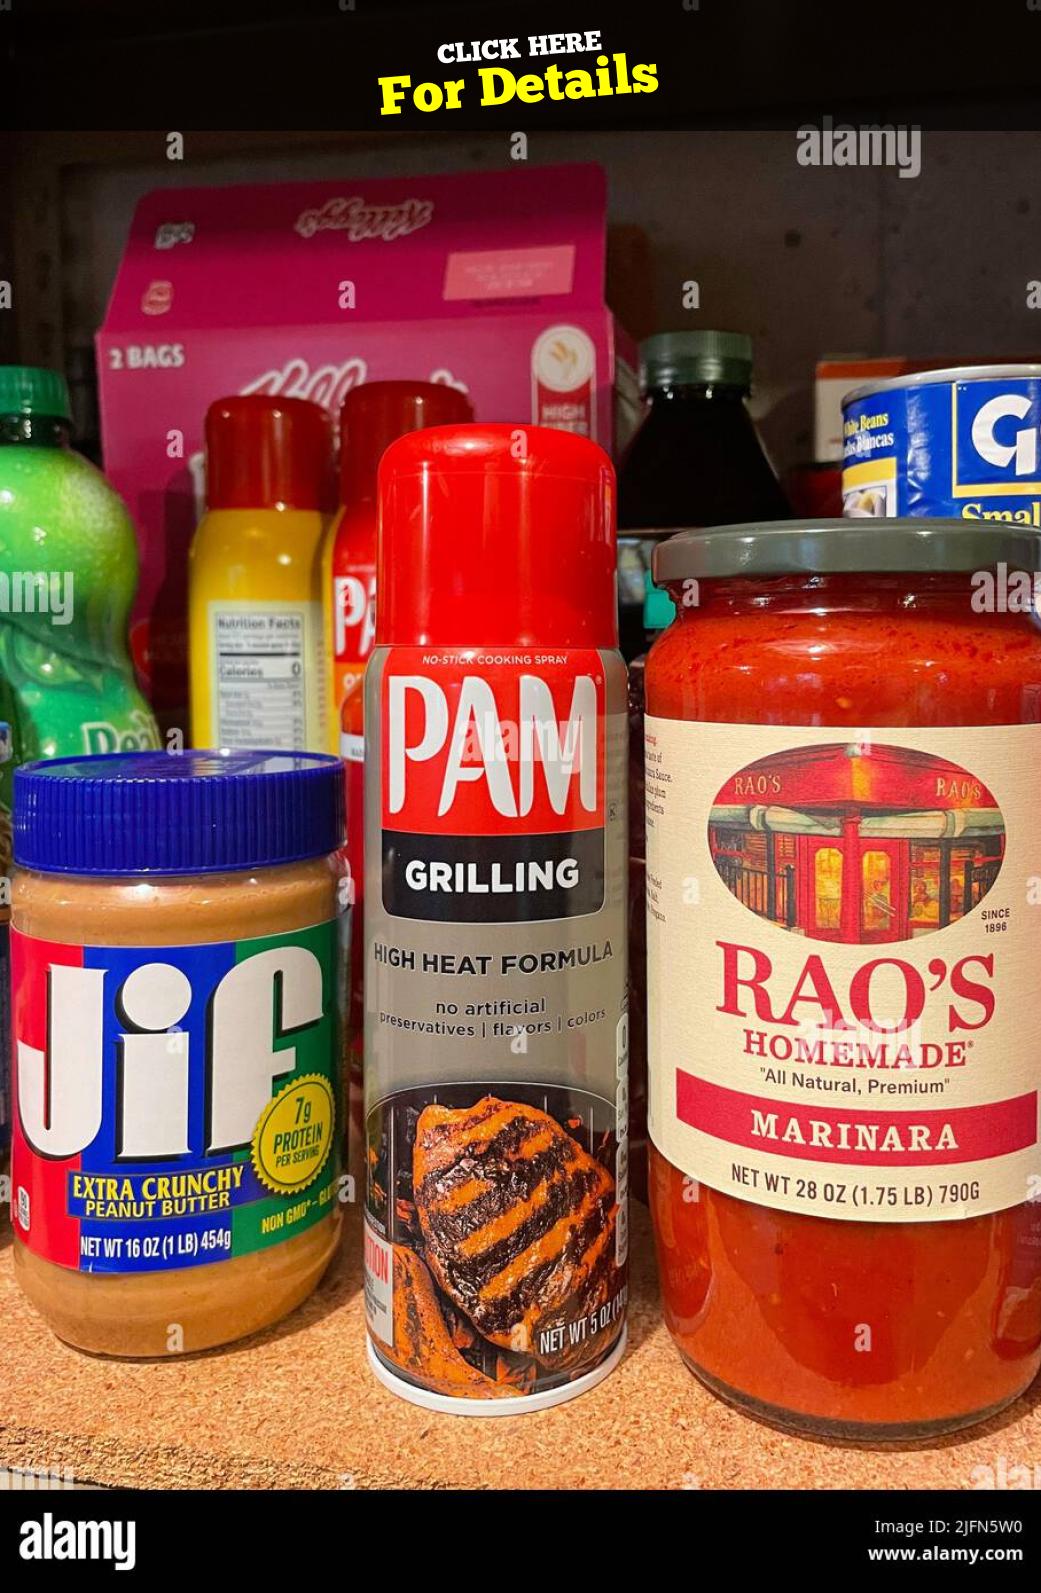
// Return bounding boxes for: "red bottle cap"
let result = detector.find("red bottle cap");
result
[378,424,617,649]
[339,380,473,505]
[205,394,331,510]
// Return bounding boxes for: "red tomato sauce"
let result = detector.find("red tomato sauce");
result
[647,564,1041,1436]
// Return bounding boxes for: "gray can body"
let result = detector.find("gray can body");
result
[362,642,629,1413]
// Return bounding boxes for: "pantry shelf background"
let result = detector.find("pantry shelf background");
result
[5,128,1039,476]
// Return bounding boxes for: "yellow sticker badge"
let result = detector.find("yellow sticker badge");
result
[251,1074,335,1196]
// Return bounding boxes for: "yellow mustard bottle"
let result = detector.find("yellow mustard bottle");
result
[190,394,330,751]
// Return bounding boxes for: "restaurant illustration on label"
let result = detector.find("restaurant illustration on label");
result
[708,741,1005,945]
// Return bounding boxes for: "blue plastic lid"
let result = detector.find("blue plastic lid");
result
[14,750,346,877]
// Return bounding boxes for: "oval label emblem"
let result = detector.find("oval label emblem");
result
[709,741,1005,944]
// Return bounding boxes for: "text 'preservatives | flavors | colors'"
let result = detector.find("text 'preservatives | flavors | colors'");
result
[363,424,629,1413]
[645,519,1041,1439]
[9,750,348,1358]
[842,363,1041,523]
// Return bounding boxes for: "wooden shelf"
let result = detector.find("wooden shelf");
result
[1,1204,1038,1490]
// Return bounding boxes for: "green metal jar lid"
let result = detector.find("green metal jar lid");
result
[653,518,1041,583]
[0,365,71,421]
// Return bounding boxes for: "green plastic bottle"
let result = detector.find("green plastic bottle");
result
[0,366,160,855]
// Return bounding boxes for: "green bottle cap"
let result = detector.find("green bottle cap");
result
[643,570,677,631]
[640,330,753,392]
[0,365,71,421]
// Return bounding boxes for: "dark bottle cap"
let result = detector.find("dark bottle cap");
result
[641,330,753,392]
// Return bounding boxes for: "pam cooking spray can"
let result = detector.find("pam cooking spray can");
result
[363,424,629,1414]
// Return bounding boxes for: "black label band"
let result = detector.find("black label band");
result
[381,829,605,922]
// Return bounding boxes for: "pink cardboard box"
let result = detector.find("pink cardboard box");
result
[97,162,638,723]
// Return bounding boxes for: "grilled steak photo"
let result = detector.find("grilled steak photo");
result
[388,1242,519,1400]
[413,1096,621,1372]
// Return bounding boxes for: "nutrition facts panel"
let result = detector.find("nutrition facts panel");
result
[210,603,319,750]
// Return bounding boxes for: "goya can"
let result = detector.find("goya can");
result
[842,364,1041,523]
[363,425,629,1414]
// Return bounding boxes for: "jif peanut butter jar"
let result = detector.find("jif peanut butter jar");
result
[10,749,347,1358]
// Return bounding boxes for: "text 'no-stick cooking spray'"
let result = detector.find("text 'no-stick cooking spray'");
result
[363,424,629,1414]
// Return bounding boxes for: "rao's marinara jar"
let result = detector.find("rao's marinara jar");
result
[645,519,1041,1438]
[10,750,347,1358]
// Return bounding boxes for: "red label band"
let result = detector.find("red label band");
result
[676,1071,1037,1167]
[381,651,605,837]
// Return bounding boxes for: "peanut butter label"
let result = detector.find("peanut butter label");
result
[645,719,1041,1223]
[10,921,341,1272]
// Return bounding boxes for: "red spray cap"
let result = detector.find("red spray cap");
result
[339,380,473,505]
[205,394,331,510]
[377,424,617,649]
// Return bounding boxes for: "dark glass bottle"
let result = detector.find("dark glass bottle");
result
[619,331,789,1199]
[618,329,790,537]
